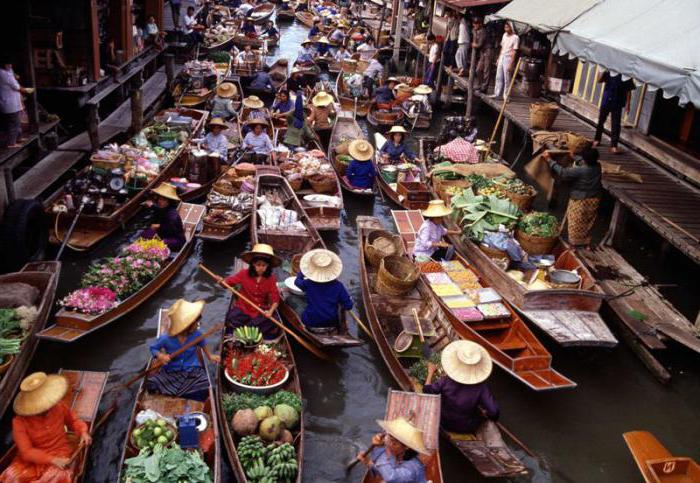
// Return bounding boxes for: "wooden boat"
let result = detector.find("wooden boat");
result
[0,261,60,419]
[37,203,205,343]
[46,108,208,250]
[237,106,276,146]
[327,111,375,196]
[269,58,289,91]
[202,28,237,53]
[117,310,221,482]
[275,2,297,20]
[231,50,265,79]
[391,210,575,391]
[249,3,276,23]
[357,215,528,478]
[198,168,255,243]
[173,63,224,108]
[295,10,317,28]
[373,133,431,210]
[0,369,108,482]
[401,103,432,130]
[623,430,699,483]
[367,104,404,129]
[232,29,280,49]
[335,73,372,118]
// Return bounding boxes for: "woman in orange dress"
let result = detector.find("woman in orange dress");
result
[0,372,91,483]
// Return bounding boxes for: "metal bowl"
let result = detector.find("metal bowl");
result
[549,269,581,286]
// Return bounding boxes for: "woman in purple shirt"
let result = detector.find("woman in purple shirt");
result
[141,183,186,252]
[424,340,499,433]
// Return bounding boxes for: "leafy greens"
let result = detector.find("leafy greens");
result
[122,444,212,483]
[450,189,521,241]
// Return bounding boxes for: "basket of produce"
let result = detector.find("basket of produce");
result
[379,165,398,183]
[494,177,537,211]
[565,132,592,154]
[365,230,405,268]
[223,346,290,394]
[279,161,297,174]
[376,255,420,296]
[307,174,335,194]
[129,418,177,451]
[203,209,244,229]
[516,212,559,255]
[335,139,350,155]
[286,173,303,191]
[334,154,352,176]
[90,151,124,171]
[479,243,508,260]
[235,162,258,177]
[213,180,239,197]
[529,102,560,130]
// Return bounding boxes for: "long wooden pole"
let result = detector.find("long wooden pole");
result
[487,57,522,155]
[347,310,373,340]
[199,264,332,361]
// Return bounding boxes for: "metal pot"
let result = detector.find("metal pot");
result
[549,269,581,288]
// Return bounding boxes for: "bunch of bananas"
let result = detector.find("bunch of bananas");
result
[239,436,298,482]
[239,435,267,469]
[234,326,263,345]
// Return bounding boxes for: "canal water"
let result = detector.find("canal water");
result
[3,17,699,483]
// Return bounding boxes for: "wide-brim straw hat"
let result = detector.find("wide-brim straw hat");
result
[376,417,430,455]
[388,125,408,135]
[14,372,69,416]
[168,299,206,336]
[300,249,343,283]
[151,182,180,202]
[386,77,399,84]
[301,39,314,46]
[241,243,282,267]
[217,82,238,98]
[348,139,374,161]
[243,96,265,109]
[393,82,410,92]
[413,84,433,95]
[208,117,228,129]
[246,118,269,127]
[441,340,493,385]
[317,36,331,44]
[312,91,334,107]
[422,199,452,218]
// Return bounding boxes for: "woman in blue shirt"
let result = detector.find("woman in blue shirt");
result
[380,125,416,163]
[294,249,353,331]
[146,299,220,402]
[346,139,376,190]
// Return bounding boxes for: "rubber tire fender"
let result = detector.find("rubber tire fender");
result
[1,199,48,272]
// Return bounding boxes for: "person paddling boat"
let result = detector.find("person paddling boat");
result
[146,299,220,402]
[0,372,92,482]
[345,139,376,191]
[380,125,416,164]
[412,200,460,261]
[141,182,186,252]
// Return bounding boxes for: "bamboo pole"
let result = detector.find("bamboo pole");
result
[487,57,522,155]
[347,310,373,340]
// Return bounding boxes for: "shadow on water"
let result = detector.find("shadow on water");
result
[2,15,699,483]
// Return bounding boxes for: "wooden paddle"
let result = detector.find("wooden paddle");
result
[198,264,332,361]
[347,310,373,340]
[412,308,431,358]
[345,442,379,472]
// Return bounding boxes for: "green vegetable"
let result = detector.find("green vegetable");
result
[122,444,212,483]
[408,352,443,381]
[238,436,297,482]
[465,174,493,191]
[222,391,302,419]
[518,212,559,238]
[0,309,20,338]
[208,51,231,63]
[451,189,522,241]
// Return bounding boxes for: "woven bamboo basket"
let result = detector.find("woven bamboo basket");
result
[90,153,124,171]
[287,176,303,191]
[375,255,420,296]
[335,140,350,155]
[516,229,558,255]
[334,157,350,177]
[235,164,257,177]
[308,174,336,194]
[479,243,508,260]
[566,132,592,154]
[505,190,536,211]
[365,230,405,268]
[529,102,559,130]
[212,180,239,196]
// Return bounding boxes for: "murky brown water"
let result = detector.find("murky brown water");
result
[2,18,699,483]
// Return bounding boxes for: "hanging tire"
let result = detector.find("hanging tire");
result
[1,199,48,272]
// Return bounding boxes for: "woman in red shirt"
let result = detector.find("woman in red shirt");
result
[222,243,282,341]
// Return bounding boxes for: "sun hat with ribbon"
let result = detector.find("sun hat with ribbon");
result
[243,95,264,109]
[14,372,69,416]
[300,249,343,282]
[168,299,206,336]
[422,199,452,218]
[388,125,408,135]
[312,91,334,107]
[413,84,433,95]
[151,182,180,202]
[241,243,282,267]
[348,139,374,161]
[217,82,238,98]
[441,340,493,385]
[376,417,430,455]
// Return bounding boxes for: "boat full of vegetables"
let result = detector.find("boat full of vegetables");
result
[122,443,212,483]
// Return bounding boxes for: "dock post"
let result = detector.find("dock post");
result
[466,47,477,117]
[131,88,144,134]
[392,0,404,65]
[499,119,510,157]
[165,53,175,88]
[87,103,100,153]
[445,76,454,109]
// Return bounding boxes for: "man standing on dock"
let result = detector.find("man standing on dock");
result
[455,14,470,77]
[593,72,635,154]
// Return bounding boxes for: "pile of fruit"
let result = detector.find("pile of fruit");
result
[238,436,298,482]
[224,346,288,387]
[234,326,263,345]
[131,418,176,450]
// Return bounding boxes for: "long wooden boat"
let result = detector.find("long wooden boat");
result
[37,203,205,343]
[361,390,443,483]
[117,310,221,482]
[623,431,699,483]
[232,30,279,49]
[0,262,60,419]
[0,369,109,482]
[391,210,575,390]
[231,50,265,79]
[295,10,317,28]
[366,104,404,129]
[197,169,255,243]
[269,59,289,90]
[249,3,276,23]
[46,108,208,249]
[275,2,297,20]
[216,259,304,483]
[335,73,372,118]
[327,111,375,196]
[357,215,528,478]
[237,106,276,145]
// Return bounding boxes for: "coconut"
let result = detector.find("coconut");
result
[232,409,258,436]
[274,404,299,430]
[254,406,273,421]
[279,429,293,444]
[259,415,282,442]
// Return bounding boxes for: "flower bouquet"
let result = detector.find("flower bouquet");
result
[80,255,162,299]
[60,287,118,315]
[124,238,171,261]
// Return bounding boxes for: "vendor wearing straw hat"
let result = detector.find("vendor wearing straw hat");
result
[204,117,229,162]
[284,91,319,149]
[357,417,432,482]
[0,373,91,481]
[307,90,336,148]
[296,39,317,67]
[346,139,377,190]
[211,82,238,120]
[423,340,499,433]
[146,299,220,402]
[413,200,460,261]
[315,36,332,57]
[294,249,353,332]
[242,118,274,163]
[380,125,417,164]
[222,244,283,341]
[141,182,185,252]
[375,77,399,108]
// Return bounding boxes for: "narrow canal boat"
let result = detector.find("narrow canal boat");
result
[391,210,576,391]
[249,3,276,24]
[0,262,60,419]
[623,431,700,483]
[117,309,221,482]
[37,203,205,343]
[0,369,109,482]
[269,58,289,90]
[358,215,528,478]
[367,104,404,130]
[328,111,376,196]
[335,74,372,118]
[373,133,431,210]
[276,2,297,21]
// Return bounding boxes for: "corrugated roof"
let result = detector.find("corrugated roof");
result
[438,0,509,12]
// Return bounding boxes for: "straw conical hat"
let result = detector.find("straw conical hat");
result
[441,340,493,385]
[386,77,399,83]
[300,249,342,282]
[216,82,238,98]
[388,125,408,135]
[376,417,430,455]
[422,199,452,218]
[208,117,228,129]
[241,243,282,267]
[151,182,180,202]
[312,91,334,107]
[348,139,374,161]
[13,372,69,416]
[168,299,206,336]
[317,36,331,44]
[413,84,433,95]
[246,118,269,127]
[243,96,264,109]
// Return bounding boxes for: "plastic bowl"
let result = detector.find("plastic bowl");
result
[224,367,289,395]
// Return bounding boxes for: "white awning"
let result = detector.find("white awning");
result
[491,0,700,108]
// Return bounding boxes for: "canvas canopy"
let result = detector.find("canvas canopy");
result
[490,0,700,108]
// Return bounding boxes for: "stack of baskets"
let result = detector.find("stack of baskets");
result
[529,102,560,130]
[365,230,405,268]
[375,256,420,296]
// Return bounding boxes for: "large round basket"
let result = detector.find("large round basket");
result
[365,230,405,267]
[479,243,508,260]
[128,421,178,451]
[287,176,303,191]
[375,255,420,296]
[335,140,350,155]
[529,102,559,130]
[224,367,289,395]
[565,132,592,154]
[505,190,536,212]
[516,229,558,255]
[213,180,239,197]
[235,164,258,177]
[308,174,336,194]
